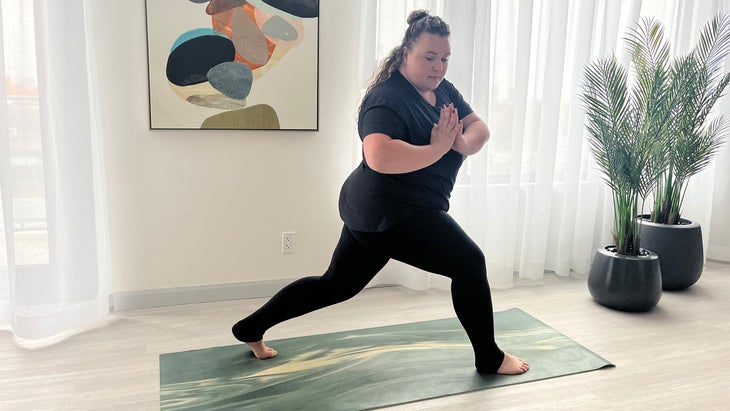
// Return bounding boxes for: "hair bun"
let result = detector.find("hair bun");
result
[407,10,430,25]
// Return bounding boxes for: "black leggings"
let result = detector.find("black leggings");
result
[232,209,505,373]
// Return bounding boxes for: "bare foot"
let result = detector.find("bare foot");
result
[496,353,529,375]
[246,340,278,359]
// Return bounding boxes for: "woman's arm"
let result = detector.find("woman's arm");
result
[362,134,446,174]
[452,112,490,156]
[363,103,462,174]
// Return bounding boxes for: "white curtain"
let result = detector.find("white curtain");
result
[361,0,730,289]
[0,0,109,339]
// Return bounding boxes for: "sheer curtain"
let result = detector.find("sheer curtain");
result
[361,0,730,289]
[0,0,109,339]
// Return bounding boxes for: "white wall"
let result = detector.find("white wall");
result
[90,1,363,293]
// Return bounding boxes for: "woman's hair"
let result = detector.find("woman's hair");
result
[363,10,450,95]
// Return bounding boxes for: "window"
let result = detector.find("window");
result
[1,0,49,267]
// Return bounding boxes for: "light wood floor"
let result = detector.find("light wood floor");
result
[2,261,729,410]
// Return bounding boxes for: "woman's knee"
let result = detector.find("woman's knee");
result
[319,273,365,303]
[460,245,487,271]
[452,248,488,285]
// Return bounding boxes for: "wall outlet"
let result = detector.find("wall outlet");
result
[281,232,296,254]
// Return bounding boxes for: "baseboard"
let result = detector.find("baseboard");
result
[112,278,298,312]
[708,245,730,262]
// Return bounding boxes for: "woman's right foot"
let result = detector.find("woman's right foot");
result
[246,340,278,359]
[496,352,529,374]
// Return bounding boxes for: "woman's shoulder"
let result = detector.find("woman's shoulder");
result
[364,74,412,108]
[369,74,408,97]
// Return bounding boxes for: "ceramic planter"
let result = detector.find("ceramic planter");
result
[639,215,703,290]
[588,246,662,312]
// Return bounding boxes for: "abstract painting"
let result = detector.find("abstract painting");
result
[145,0,319,130]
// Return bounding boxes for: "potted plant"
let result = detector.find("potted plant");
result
[636,13,730,290]
[579,18,671,311]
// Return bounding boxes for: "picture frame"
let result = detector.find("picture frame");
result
[144,0,319,130]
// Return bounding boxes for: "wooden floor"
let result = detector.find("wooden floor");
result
[2,261,729,410]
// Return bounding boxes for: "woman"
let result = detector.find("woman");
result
[232,10,529,375]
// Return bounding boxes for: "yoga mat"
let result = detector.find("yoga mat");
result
[160,308,613,410]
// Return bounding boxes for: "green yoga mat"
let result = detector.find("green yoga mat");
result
[160,308,613,410]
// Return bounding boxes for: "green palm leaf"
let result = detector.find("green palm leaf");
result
[650,13,730,224]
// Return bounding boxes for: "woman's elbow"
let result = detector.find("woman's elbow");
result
[362,134,393,173]
[364,152,390,173]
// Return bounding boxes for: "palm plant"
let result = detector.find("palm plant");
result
[580,18,671,256]
[638,13,730,225]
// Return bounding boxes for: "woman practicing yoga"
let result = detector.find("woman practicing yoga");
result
[232,9,529,375]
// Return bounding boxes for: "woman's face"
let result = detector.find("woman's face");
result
[400,32,451,93]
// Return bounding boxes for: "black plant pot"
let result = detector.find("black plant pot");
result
[639,215,703,290]
[587,246,662,312]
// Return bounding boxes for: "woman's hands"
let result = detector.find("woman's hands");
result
[432,104,490,157]
[362,103,488,174]
[430,103,463,156]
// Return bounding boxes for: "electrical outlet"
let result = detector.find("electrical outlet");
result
[281,232,296,254]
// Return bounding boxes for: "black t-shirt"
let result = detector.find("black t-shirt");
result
[338,70,474,232]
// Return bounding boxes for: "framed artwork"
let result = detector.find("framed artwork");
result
[145,0,319,130]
